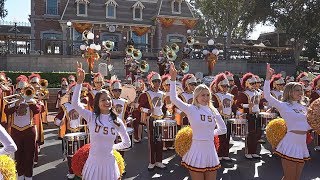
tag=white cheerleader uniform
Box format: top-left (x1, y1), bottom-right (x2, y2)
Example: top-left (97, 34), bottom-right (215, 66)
top-left (169, 80), bottom-right (227, 172)
top-left (72, 84), bottom-right (131, 180)
top-left (264, 80), bottom-right (311, 162)
top-left (0, 124), bottom-right (17, 155)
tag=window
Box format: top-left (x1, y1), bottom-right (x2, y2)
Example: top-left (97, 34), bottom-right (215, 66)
top-left (105, 0), bottom-right (118, 18)
top-left (43, 33), bottom-right (62, 39)
top-left (131, 32), bottom-right (148, 51)
top-left (168, 35), bottom-right (184, 43)
top-left (77, 2), bottom-right (87, 16)
top-left (172, 0), bottom-right (181, 14)
top-left (132, 1), bottom-right (144, 20)
top-left (46, 0), bottom-right (58, 15)
top-left (101, 34), bottom-right (119, 50)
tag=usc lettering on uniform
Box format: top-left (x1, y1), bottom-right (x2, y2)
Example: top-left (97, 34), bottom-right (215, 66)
top-left (200, 114), bottom-right (214, 122)
top-left (94, 125), bottom-right (116, 135)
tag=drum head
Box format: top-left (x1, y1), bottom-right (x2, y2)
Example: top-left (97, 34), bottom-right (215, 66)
top-left (120, 84), bottom-right (136, 103)
top-left (228, 118), bottom-right (246, 124)
top-left (126, 127), bottom-right (134, 134)
top-left (64, 132), bottom-right (87, 140)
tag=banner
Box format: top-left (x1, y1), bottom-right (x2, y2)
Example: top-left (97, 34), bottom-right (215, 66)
top-left (180, 19), bottom-right (197, 29)
top-left (73, 23), bottom-right (93, 33)
top-left (158, 17), bottom-right (175, 28)
top-left (132, 26), bottom-right (150, 36)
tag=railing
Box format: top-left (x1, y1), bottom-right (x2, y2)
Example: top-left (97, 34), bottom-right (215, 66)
top-left (0, 38), bottom-right (295, 64)
top-left (0, 21), bottom-right (31, 27)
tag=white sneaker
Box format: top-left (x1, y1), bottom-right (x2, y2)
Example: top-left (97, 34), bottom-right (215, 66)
top-left (133, 138), bottom-right (141, 143)
top-left (25, 177), bottom-right (33, 180)
top-left (314, 146), bottom-right (320, 151)
top-left (168, 147), bottom-right (175, 150)
top-left (148, 163), bottom-right (155, 170)
top-left (252, 154), bottom-right (261, 158)
top-left (218, 157), bottom-right (222, 160)
top-left (67, 173), bottom-right (75, 179)
top-left (245, 154), bottom-right (253, 159)
top-left (155, 162), bottom-right (166, 169)
top-left (222, 157), bottom-right (232, 161)
top-left (163, 147), bottom-right (168, 151)
top-left (258, 139), bottom-right (266, 143)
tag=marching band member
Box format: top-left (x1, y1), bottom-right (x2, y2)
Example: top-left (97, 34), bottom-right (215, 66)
top-left (264, 63), bottom-right (311, 180)
top-left (54, 83), bottom-right (87, 179)
top-left (0, 124), bottom-right (17, 155)
top-left (169, 63), bottom-right (226, 180)
top-left (91, 73), bottom-right (105, 97)
top-left (286, 76), bottom-right (295, 84)
top-left (4, 80), bottom-right (41, 180)
top-left (39, 78), bottom-right (49, 124)
top-left (157, 51), bottom-right (167, 76)
top-left (176, 74), bottom-right (197, 129)
top-left (225, 71), bottom-right (238, 99)
top-left (72, 62), bottom-right (130, 180)
top-left (161, 74), bottom-right (175, 151)
top-left (212, 73), bottom-right (233, 161)
top-left (28, 73), bottom-right (45, 165)
top-left (138, 71), bottom-right (166, 170)
top-left (310, 75), bottom-right (320, 151)
top-left (131, 79), bottom-right (146, 143)
top-left (270, 74), bottom-right (285, 100)
top-left (296, 72), bottom-right (310, 88)
top-left (55, 78), bottom-right (68, 109)
top-left (0, 72), bottom-right (12, 129)
top-left (236, 73), bottom-right (262, 159)
top-left (68, 75), bottom-right (76, 86)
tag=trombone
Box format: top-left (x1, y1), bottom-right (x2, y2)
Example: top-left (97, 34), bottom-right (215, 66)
top-left (3, 94), bottom-right (22, 105)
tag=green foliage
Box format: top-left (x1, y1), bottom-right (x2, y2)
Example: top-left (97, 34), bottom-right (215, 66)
top-left (0, 0), bottom-right (7, 19)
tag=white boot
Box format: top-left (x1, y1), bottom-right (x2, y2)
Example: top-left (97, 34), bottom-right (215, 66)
top-left (25, 176), bottom-right (32, 180)
top-left (18, 176), bottom-right (25, 180)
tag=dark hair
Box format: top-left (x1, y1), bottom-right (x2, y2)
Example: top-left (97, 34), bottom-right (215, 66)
top-left (93, 91), bottom-right (120, 127)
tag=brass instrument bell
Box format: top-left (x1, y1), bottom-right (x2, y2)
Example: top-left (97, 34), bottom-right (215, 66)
top-left (186, 36), bottom-right (195, 46)
top-left (180, 61), bottom-right (190, 73)
top-left (162, 45), bottom-right (170, 55)
top-left (171, 43), bottom-right (180, 53)
top-left (166, 50), bottom-right (177, 61)
top-left (132, 49), bottom-right (142, 60)
top-left (139, 60), bottom-right (150, 73)
top-left (125, 45), bottom-right (135, 56)
top-left (103, 40), bottom-right (115, 51)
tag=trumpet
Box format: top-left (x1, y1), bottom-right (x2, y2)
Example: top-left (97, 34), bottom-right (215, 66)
top-left (3, 93), bottom-right (22, 105)
top-left (103, 40), bottom-right (115, 51)
top-left (139, 60), bottom-right (150, 73)
top-left (179, 61), bottom-right (190, 73)
top-left (186, 36), bottom-right (195, 46)
top-left (0, 82), bottom-right (10, 91)
top-left (171, 43), bottom-right (180, 53)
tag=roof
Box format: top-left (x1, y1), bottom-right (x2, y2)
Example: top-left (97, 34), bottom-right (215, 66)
top-left (0, 25), bottom-right (31, 35)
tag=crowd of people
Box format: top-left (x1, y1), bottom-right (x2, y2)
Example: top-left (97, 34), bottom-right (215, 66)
top-left (0, 59), bottom-right (319, 180)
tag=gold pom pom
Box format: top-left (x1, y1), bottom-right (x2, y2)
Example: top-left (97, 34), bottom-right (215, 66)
top-left (0, 155), bottom-right (16, 180)
top-left (174, 126), bottom-right (193, 157)
top-left (266, 118), bottom-right (287, 148)
top-left (113, 150), bottom-right (125, 176)
top-left (307, 98), bottom-right (320, 135)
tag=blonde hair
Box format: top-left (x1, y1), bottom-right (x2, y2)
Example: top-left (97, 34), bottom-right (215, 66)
top-left (192, 84), bottom-right (219, 114)
top-left (282, 82), bottom-right (304, 104)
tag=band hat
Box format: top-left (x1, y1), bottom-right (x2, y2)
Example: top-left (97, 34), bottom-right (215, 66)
top-left (227, 75), bottom-right (234, 81)
top-left (151, 73), bottom-right (161, 81)
top-left (287, 76), bottom-right (294, 82)
top-left (301, 76), bottom-right (309, 81)
top-left (219, 78), bottom-right (229, 86)
top-left (16, 81), bottom-right (28, 89)
top-left (186, 76), bottom-right (197, 84)
top-left (275, 78), bottom-right (285, 84)
top-left (163, 79), bottom-right (170, 85)
top-left (112, 81), bottom-right (122, 90)
top-left (30, 77), bottom-right (40, 83)
top-left (247, 77), bottom-right (257, 83)
top-left (0, 74), bottom-right (5, 81)
top-left (68, 76), bottom-right (76, 81)
top-left (304, 85), bottom-right (312, 91)
top-left (61, 81), bottom-right (68, 86)
top-left (94, 76), bottom-right (104, 82)
top-left (133, 81), bottom-right (142, 88)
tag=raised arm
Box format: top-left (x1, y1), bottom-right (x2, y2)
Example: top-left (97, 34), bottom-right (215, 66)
top-left (113, 119), bottom-right (131, 150)
top-left (168, 63), bottom-right (190, 113)
top-left (213, 108), bottom-right (227, 135)
top-left (263, 63), bottom-right (283, 110)
top-left (71, 62), bottom-right (92, 122)
top-left (0, 125), bottom-right (17, 155)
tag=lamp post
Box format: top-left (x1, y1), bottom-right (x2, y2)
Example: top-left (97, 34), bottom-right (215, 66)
top-left (290, 38), bottom-right (295, 62)
top-left (67, 21), bottom-right (72, 55)
top-left (13, 20), bottom-right (17, 54)
top-left (223, 32), bottom-right (227, 61)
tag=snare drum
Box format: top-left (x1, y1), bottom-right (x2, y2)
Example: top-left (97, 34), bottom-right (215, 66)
top-left (228, 119), bottom-right (248, 138)
top-left (117, 127), bottom-right (134, 151)
top-left (63, 132), bottom-right (88, 157)
top-left (259, 112), bottom-right (277, 130)
top-left (154, 119), bottom-right (177, 141)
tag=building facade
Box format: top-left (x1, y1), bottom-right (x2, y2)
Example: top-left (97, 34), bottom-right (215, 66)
top-left (30, 0), bottom-right (197, 55)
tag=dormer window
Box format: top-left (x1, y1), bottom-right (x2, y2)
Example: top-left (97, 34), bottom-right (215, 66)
top-left (76, 0), bottom-right (89, 16)
top-left (46, 0), bottom-right (58, 15)
top-left (132, 1), bottom-right (145, 20)
top-left (105, 0), bottom-right (118, 19)
top-left (172, 0), bottom-right (181, 14)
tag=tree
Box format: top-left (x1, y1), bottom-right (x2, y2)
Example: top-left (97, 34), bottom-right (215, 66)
top-left (269, 0), bottom-right (320, 65)
top-left (0, 0), bottom-right (7, 19)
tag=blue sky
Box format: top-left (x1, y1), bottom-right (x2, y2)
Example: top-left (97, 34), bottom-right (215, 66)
top-left (1, 0), bottom-right (275, 40)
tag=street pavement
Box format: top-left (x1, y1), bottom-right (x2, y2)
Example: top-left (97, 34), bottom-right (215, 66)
top-left (33, 113), bottom-right (320, 180)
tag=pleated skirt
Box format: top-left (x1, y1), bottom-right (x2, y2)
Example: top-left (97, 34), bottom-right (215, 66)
top-left (181, 140), bottom-right (221, 172)
top-left (82, 154), bottom-right (120, 180)
top-left (275, 132), bottom-right (311, 163)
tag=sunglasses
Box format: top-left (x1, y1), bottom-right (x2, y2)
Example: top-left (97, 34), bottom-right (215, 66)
top-left (221, 85), bottom-right (229, 88)
top-left (189, 83), bottom-right (197, 86)
top-left (94, 81), bottom-right (103, 84)
top-left (112, 89), bottom-right (122, 92)
top-left (152, 79), bottom-right (161, 83)
top-left (249, 82), bottom-right (257, 85)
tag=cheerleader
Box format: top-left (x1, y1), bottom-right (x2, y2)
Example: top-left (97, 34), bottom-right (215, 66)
top-left (0, 124), bottom-right (17, 155)
top-left (264, 64), bottom-right (311, 180)
top-left (270, 74), bottom-right (285, 100)
top-left (72, 62), bottom-right (130, 180)
top-left (169, 63), bottom-right (226, 180)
